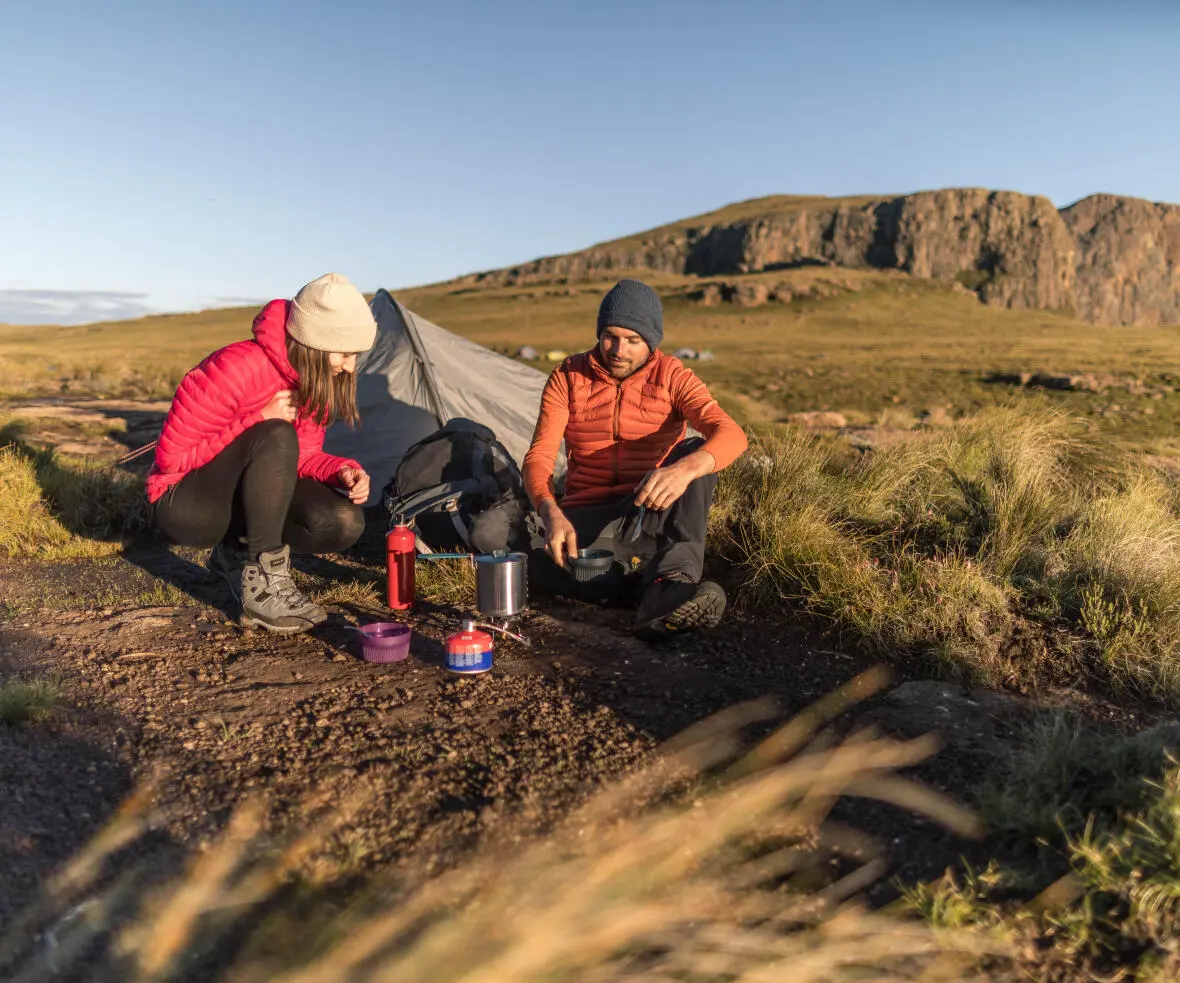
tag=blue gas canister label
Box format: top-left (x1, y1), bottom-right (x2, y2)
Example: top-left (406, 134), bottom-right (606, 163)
top-left (446, 626), bottom-right (494, 674)
top-left (446, 646), bottom-right (494, 673)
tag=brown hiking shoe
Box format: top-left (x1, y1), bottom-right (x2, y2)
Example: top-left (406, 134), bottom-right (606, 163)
top-left (238, 546), bottom-right (327, 633)
top-left (633, 573), bottom-right (727, 641)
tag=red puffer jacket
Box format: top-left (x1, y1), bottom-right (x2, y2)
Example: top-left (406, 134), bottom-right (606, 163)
top-left (145, 299), bottom-right (361, 504)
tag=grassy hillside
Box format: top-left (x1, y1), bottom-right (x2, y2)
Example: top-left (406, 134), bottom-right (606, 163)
top-left (4, 268), bottom-right (1180, 454)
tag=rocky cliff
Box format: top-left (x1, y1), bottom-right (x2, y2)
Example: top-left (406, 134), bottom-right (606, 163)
top-left (454, 189), bottom-right (1180, 326)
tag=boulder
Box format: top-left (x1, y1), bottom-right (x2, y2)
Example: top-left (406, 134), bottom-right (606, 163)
top-left (787, 411), bottom-right (848, 429)
top-left (860, 681), bottom-right (1028, 757)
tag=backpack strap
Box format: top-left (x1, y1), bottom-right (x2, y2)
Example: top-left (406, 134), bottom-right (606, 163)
top-left (386, 474), bottom-right (501, 525)
top-left (444, 499), bottom-right (471, 546)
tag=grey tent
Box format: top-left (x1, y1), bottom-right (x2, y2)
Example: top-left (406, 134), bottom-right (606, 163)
top-left (324, 289), bottom-right (561, 507)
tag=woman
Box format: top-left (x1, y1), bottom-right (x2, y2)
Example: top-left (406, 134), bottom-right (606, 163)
top-left (147, 272), bottom-right (376, 633)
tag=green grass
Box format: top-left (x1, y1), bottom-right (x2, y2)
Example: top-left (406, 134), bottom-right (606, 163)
top-left (905, 715), bottom-right (1180, 981)
top-left (0, 675), bottom-right (60, 725)
top-left (398, 270), bottom-right (1180, 455)
top-left (0, 427), bottom-right (147, 559)
top-left (7, 268), bottom-right (1180, 458)
top-left (976, 713), bottom-right (1175, 845)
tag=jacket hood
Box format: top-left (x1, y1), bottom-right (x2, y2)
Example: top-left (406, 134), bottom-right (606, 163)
top-left (251, 299), bottom-right (299, 384)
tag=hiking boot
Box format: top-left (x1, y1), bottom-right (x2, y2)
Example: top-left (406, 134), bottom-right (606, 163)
top-left (206, 539), bottom-right (249, 600)
top-left (238, 546), bottom-right (327, 633)
top-left (633, 572), bottom-right (727, 641)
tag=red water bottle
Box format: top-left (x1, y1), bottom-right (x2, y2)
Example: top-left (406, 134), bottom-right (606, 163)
top-left (386, 524), bottom-right (416, 610)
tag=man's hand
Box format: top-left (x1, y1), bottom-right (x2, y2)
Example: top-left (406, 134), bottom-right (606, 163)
top-left (337, 466), bottom-right (370, 504)
top-left (540, 499), bottom-right (578, 566)
top-left (634, 450), bottom-right (716, 511)
top-left (261, 388), bottom-right (298, 423)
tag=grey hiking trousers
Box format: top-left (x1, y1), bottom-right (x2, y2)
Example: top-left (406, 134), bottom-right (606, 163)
top-left (525, 437), bottom-right (718, 604)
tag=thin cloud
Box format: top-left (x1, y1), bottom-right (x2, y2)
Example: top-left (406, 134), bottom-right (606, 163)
top-left (0, 289), bottom-right (156, 326)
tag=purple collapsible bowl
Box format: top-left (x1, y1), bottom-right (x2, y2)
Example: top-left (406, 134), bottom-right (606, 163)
top-left (357, 622), bottom-right (411, 663)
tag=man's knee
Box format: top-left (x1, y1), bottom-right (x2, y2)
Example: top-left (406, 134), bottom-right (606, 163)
top-left (666, 436), bottom-right (707, 465)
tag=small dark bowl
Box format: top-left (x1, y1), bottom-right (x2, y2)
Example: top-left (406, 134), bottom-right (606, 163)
top-left (566, 547), bottom-right (616, 583)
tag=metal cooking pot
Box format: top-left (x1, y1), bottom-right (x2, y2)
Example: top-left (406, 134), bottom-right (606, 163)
top-left (474, 551), bottom-right (528, 618)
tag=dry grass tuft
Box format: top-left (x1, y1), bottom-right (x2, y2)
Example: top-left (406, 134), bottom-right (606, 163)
top-left (2, 674), bottom-right (1009, 983)
top-left (415, 557), bottom-right (478, 606)
top-left (716, 406), bottom-right (1180, 701)
top-left (313, 576), bottom-right (383, 608)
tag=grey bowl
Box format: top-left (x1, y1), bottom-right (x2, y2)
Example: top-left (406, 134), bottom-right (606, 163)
top-left (566, 547), bottom-right (616, 582)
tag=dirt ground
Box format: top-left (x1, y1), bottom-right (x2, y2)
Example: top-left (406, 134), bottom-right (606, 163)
top-left (1, 398), bottom-right (1172, 975)
top-left (0, 543), bottom-right (888, 918)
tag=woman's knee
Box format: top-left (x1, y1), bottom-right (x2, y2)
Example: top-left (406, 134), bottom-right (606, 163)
top-left (292, 499), bottom-right (365, 553)
top-left (246, 419), bottom-right (299, 461)
top-left (334, 503), bottom-right (366, 551)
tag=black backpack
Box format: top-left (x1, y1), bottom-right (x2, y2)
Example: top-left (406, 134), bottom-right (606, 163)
top-left (382, 418), bottom-right (530, 553)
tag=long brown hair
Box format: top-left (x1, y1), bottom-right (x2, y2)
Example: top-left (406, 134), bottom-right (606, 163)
top-left (286, 337), bottom-right (360, 427)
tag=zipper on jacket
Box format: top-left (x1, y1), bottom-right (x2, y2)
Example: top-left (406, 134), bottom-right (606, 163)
top-left (612, 381), bottom-right (623, 489)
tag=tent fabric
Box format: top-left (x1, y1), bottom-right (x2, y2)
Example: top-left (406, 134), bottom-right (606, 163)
top-left (324, 289), bottom-right (561, 506)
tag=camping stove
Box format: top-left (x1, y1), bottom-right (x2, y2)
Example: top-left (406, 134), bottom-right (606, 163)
top-left (473, 549), bottom-right (530, 651)
top-left (444, 551), bottom-right (530, 673)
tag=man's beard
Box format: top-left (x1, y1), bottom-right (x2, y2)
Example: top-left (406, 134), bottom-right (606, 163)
top-left (599, 347), bottom-right (646, 380)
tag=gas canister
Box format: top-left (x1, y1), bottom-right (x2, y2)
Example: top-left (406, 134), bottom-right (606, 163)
top-left (445, 620), bottom-right (494, 674)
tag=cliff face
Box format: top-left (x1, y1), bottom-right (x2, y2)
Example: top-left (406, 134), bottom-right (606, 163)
top-left (1061, 194), bottom-right (1180, 326)
top-left (456, 189), bottom-right (1180, 326)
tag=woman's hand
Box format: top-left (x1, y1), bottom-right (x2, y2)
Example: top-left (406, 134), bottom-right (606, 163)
top-left (261, 389), bottom-right (298, 423)
top-left (337, 466), bottom-right (371, 504)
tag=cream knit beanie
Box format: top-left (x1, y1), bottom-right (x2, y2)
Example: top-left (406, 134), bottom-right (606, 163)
top-left (286, 273), bottom-right (377, 353)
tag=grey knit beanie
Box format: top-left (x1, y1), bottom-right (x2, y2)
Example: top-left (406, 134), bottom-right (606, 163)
top-left (596, 279), bottom-right (663, 351)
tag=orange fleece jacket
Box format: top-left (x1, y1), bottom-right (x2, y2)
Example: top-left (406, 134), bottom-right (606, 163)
top-left (522, 348), bottom-right (748, 510)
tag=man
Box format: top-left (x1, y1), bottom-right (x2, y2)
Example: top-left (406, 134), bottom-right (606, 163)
top-left (522, 278), bottom-right (748, 639)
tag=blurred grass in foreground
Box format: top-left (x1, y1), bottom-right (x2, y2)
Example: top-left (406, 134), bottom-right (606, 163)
top-left (0, 670), bottom-right (1010, 983)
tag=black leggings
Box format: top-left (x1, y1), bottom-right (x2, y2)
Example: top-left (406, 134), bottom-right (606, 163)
top-left (152, 420), bottom-right (365, 558)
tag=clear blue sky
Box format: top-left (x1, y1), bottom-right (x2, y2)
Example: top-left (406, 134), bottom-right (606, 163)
top-left (1, 0), bottom-right (1178, 324)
